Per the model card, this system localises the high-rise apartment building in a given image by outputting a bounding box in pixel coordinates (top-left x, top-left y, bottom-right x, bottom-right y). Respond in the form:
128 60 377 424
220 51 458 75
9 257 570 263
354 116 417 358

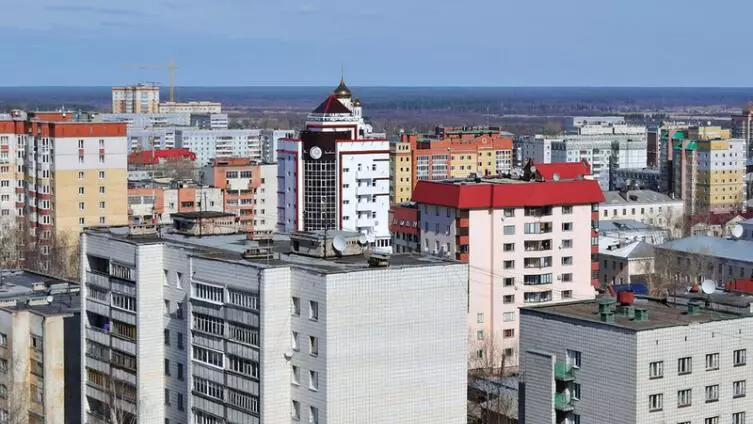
277 79 391 248
158 102 222 114
260 129 295 163
731 105 753 206
81 226 468 424
0 270 81 424
389 127 513 204
111 84 160 114
409 175 603 366
672 134 745 216
520 294 753 424
0 112 129 271
201 158 277 237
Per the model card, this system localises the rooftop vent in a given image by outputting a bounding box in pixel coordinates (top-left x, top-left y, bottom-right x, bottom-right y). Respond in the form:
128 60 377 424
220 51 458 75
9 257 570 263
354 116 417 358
616 305 635 319
600 311 615 323
597 298 616 314
687 300 703 316
634 308 649 321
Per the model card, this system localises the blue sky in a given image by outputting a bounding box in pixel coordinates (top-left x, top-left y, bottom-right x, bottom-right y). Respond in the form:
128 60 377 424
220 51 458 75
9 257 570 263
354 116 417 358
2 0 751 86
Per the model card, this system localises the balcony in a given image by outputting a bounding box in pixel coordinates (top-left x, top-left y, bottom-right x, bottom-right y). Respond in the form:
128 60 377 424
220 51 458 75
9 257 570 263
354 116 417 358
554 362 576 381
86 271 109 290
524 240 552 252
524 257 552 269
554 392 575 411
356 202 373 212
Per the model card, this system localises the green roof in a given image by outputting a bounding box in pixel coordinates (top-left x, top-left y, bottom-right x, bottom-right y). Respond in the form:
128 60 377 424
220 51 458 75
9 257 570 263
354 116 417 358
674 141 697 150
672 132 686 140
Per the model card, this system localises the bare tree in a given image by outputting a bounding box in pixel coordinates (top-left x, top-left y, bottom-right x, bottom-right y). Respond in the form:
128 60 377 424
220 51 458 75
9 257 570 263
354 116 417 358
649 246 711 295
468 334 516 424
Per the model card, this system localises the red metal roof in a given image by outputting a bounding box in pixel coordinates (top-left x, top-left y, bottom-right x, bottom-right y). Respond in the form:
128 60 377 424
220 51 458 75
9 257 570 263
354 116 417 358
411 179 604 208
689 211 753 226
128 149 197 165
532 160 591 181
727 278 753 294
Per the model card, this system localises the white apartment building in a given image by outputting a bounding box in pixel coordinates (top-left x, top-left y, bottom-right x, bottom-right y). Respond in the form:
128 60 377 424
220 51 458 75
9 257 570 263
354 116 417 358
600 190 684 237
0 270 81 424
178 129 263 165
277 80 391 248
159 102 222 114
81 226 468 424
261 129 295 163
112 84 160 114
190 114 229 130
128 128 179 151
520 295 753 424
518 131 648 190
410 177 603 366
94 113 191 129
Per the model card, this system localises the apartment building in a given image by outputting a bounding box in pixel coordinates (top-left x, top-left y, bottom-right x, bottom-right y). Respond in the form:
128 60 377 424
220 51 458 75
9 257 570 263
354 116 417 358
94 113 190 129
390 202 420 253
277 79 391 248
190 114 229 130
390 127 513 204
611 167 663 192
127 127 178 151
731 106 753 206
261 129 295 163
0 270 81 424
178 129 263 165
202 158 277 237
111 84 160 114
520 295 753 424
598 240 655 286
655 235 753 284
672 136 745 215
81 226 468 424
159 102 222 114
127 181 224 225
410 176 603 366
600 190 684 237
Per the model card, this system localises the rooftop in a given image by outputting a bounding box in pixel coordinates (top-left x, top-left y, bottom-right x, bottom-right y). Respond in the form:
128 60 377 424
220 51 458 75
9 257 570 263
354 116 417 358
411 177 604 209
600 240 655 259
85 227 458 275
659 235 753 263
522 296 749 331
0 270 79 316
527 160 591 181
599 219 654 232
602 190 679 206
172 211 235 219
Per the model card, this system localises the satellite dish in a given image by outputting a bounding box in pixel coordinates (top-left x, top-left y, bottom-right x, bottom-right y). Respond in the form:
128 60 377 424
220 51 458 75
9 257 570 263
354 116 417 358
529 165 537 173
552 172 560 182
358 234 368 245
701 279 716 295
283 350 293 360
332 235 347 252
46 295 53 304
731 224 744 239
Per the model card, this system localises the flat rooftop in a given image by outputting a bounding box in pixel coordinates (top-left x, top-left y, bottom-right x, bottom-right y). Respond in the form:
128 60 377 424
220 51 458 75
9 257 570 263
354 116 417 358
659 235 753 263
522 296 749 331
0 270 79 316
602 190 679 205
84 226 458 275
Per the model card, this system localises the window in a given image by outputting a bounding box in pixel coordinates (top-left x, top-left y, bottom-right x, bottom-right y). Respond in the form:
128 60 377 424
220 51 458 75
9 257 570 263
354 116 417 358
562 239 573 248
291 297 301 316
705 418 719 424
176 302 184 319
562 206 573 214
503 329 515 338
561 256 573 265
476 313 484 324
99 217 106 224
165 358 171 376
649 361 663 379
0 385 6 399
503 295 515 304
706 353 719 370
192 346 223 368
734 349 747 366
177 363 184 381
99 186 105 194
503 243 514 252
193 377 224 400
678 357 692 374
177 332 184 350
227 389 258 413
562 222 573 231
291 365 300 385
177 393 184 411
228 323 259 346
79 187 84 194
733 380 746 398
503 260 515 269
309 406 319 424
309 300 319 321
649 393 663 411
78 171 85 179
227 355 259 379
733 412 746 424
677 389 692 407
30 384 43 404
503 225 515 235
193 313 225 336
503 312 515 322
112 293 136 312
562 290 573 299
309 370 319 390
79 202 85 210
309 336 319 356
567 349 581 368
99 171 105 179
165 389 170 405
79 217 85 225
228 289 258 310
504 278 514 287
503 208 514 217
192 282 224 303
164 329 170 345
292 400 300 420
99 201 105 209
705 384 719 403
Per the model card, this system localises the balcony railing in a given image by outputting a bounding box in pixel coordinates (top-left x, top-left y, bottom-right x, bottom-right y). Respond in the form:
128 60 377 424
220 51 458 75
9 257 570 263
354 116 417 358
554 392 575 411
554 362 576 381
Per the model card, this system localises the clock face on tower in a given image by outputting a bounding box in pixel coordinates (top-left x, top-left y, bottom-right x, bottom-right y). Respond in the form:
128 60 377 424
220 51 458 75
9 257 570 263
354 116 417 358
310 146 322 160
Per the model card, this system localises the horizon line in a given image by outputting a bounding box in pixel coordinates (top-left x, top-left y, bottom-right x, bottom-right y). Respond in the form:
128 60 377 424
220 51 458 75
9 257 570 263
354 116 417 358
2 85 753 90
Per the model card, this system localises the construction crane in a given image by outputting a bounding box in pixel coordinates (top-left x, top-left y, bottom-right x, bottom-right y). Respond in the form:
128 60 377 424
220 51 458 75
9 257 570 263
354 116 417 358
122 60 179 102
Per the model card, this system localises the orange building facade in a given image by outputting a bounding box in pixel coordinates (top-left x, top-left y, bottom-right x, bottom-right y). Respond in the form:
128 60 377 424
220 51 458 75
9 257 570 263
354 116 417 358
390 127 514 204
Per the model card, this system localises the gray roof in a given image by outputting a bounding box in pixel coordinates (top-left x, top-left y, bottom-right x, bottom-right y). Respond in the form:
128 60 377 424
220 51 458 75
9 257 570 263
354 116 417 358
659 235 753 263
0 270 79 316
599 219 652 232
600 241 655 259
601 190 680 206
85 226 459 275
522 296 749 331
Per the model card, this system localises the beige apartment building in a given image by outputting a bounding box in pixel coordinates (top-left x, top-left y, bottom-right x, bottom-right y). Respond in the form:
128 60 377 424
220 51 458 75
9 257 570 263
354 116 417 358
111 84 160 114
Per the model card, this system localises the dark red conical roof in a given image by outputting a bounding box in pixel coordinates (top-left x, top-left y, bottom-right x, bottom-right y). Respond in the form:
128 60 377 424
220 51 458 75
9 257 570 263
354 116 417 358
312 95 352 114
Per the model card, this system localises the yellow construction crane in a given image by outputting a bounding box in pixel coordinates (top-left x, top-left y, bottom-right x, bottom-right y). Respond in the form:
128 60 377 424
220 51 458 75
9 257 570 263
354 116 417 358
122 60 179 102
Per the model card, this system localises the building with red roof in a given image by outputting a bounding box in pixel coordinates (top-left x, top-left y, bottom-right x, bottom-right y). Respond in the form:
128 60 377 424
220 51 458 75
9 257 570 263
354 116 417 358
128 148 197 166
523 159 592 182
407 175 603 366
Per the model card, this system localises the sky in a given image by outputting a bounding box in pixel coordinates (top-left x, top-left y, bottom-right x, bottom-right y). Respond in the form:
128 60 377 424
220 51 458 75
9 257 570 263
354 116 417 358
1 0 751 87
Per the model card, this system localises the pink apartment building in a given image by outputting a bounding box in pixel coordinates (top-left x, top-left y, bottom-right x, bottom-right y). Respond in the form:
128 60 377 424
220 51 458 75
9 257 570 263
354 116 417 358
411 176 603 366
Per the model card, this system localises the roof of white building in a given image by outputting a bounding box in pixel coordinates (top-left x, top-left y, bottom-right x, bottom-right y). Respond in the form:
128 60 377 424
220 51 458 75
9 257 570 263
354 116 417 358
659 235 753 263
599 241 655 259
601 190 679 206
